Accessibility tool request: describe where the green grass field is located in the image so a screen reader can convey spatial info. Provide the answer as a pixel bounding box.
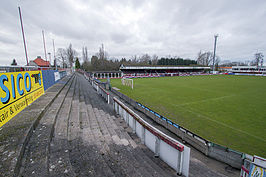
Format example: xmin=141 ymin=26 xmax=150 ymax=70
xmin=108 ymin=75 xmax=266 ymax=157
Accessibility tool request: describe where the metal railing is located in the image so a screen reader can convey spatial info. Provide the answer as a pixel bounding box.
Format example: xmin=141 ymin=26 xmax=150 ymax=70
xmin=136 ymin=102 xmax=208 ymax=144
xmin=85 ymin=74 xmax=110 ymax=104
xmin=113 ymin=97 xmax=190 ymax=176
xmin=112 ymin=88 xmax=245 ymax=169
xmin=98 ymin=85 xmax=110 ymax=104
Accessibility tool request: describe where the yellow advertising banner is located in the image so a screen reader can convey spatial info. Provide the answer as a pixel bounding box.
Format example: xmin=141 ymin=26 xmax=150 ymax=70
xmin=0 ymin=71 xmax=44 ymax=127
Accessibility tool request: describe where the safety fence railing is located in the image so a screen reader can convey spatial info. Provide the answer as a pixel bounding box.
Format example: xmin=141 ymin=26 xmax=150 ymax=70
xmin=91 ymin=80 xmax=98 ymax=91
xmin=136 ymin=102 xmax=209 ymax=145
xmin=83 ymin=73 xmax=110 ymax=104
xmin=98 ymin=85 xmax=110 ymax=104
xmin=135 ymin=102 xmax=245 ymax=168
xmin=113 ymin=97 xmax=190 ymax=176
xmin=111 ymin=88 xmax=246 ymax=169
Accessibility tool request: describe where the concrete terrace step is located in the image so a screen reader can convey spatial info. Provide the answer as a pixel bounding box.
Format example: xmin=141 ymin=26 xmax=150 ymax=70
xmin=2 ymin=72 xmax=183 ymax=177
xmin=48 ymin=75 xmax=77 ymax=176
xmin=91 ymin=106 xmax=145 ymax=177
xmin=77 ymin=73 xmax=177 ymax=177
xmin=98 ymin=109 xmax=176 ymax=177
xmin=76 ymin=81 xmax=116 ymax=177
xmin=0 ymin=74 xmax=73 ymax=177
xmin=19 ymin=75 xmax=75 ymax=176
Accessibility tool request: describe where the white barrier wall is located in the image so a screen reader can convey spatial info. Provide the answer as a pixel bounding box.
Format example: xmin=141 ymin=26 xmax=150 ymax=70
xmin=114 ymin=97 xmax=190 ymax=176
xmin=82 ymin=73 xmax=191 ymax=176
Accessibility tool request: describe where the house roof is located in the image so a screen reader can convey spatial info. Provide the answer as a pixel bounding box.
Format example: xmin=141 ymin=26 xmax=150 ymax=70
xmin=219 ymin=67 xmax=232 ymax=69
xmin=33 ymin=57 xmax=50 ymax=67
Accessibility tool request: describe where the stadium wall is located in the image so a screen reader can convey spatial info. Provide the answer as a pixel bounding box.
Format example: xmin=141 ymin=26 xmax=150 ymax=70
xmin=42 ymin=70 xmax=67 ymax=90
xmin=111 ymin=88 xmax=244 ymax=169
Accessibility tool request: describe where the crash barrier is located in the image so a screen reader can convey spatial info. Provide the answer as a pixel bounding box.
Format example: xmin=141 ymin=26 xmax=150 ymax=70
xmin=113 ymin=97 xmax=190 ymax=176
xmin=111 ymin=88 xmax=246 ymax=169
xmin=240 ymin=156 xmax=266 ymax=177
xmin=0 ymin=70 xmax=45 ymax=127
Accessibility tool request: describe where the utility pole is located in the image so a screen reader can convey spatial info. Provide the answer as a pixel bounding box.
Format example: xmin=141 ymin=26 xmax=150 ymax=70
xmin=212 ymin=34 xmax=218 ymax=73
xmin=52 ymin=39 xmax=57 ymax=70
xmin=18 ymin=6 xmax=29 ymax=66
xmin=42 ymin=30 xmax=47 ymax=61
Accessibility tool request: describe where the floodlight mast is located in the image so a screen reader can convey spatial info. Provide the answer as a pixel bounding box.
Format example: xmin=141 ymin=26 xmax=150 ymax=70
xmin=52 ymin=39 xmax=57 ymax=70
xmin=18 ymin=6 xmax=29 ymax=66
xmin=212 ymin=34 xmax=218 ymax=73
xmin=42 ymin=30 xmax=47 ymax=61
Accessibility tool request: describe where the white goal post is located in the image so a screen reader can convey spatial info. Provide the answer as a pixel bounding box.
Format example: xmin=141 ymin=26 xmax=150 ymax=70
xmin=121 ymin=78 xmax=133 ymax=89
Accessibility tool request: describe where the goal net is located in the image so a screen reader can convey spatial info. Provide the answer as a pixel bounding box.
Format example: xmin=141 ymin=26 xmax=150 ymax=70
xmin=121 ymin=78 xmax=133 ymax=89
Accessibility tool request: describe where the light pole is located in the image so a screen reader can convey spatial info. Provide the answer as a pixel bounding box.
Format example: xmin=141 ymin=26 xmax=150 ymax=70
xmin=52 ymin=39 xmax=57 ymax=70
xmin=212 ymin=34 xmax=218 ymax=73
xmin=18 ymin=6 xmax=29 ymax=66
xmin=42 ymin=30 xmax=47 ymax=61
xmin=48 ymin=52 xmax=51 ymax=67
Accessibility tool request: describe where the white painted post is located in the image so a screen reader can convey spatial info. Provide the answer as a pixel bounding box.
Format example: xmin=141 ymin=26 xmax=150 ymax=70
xmin=126 ymin=112 xmax=129 ymax=125
xmin=107 ymin=94 xmax=110 ymax=104
xmin=132 ymin=118 xmax=136 ymax=133
xmin=97 ymin=84 xmax=99 ymax=93
xmin=178 ymin=151 xmax=184 ymax=175
xmin=113 ymin=101 xmax=116 ymax=113
xmin=155 ymin=137 xmax=160 ymax=157
xmin=141 ymin=126 xmax=145 ymax=144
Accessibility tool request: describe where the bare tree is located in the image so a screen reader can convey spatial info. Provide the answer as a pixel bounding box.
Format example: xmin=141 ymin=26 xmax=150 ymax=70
xmin=56 ymin=48 xmax=67 ymax=68
xmin=252 ymin=52 xmax=264 ymax=67
xmin=197 ymin=51 xmax=212 ymax=66
xmin=151 ymin=54 xmax=159 ymax=65
xmin=82 ymin=46 xmax=89 ymax=62
xmin=140 ymin=54 xmax=151 ymax=64
xmin=130 ymin=55 xmax=138 ymax=63
xmin=96 ymin=44 xmax=108 ymax=60
xmin=66 ymin=44 xmax=77 ymax=68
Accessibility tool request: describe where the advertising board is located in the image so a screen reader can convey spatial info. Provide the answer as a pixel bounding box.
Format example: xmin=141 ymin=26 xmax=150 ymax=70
xmin=0 ymin=71 xmax=44 ymax=127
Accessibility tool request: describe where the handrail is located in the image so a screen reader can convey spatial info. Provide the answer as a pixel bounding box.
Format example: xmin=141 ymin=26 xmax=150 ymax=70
xmin=136 ymin=102 xmax=208 ymax=145
xmin=88 ymin=76 xmax=110 ymax=104
xmin=116 ymin=98 xmax=184 ymax=152
xmin=98 ymin=85 xmax=110 ymax=104
xmin=113 ymin=97 xmax=189 ymax=175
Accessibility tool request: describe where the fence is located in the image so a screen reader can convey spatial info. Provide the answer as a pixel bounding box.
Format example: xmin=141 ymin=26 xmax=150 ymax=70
xmin=113 ymin=97 xmax=190 ymax=176
xmin=82 ymin=72 xmax=110 ymax=104
xmin=83 ymin=72 xmax=247 ymax=170
xmin=111 ymin=88 xmax=245 ymax=169
xmin=82 ymin=73 xmax=190 ymax=176
xmin=98 ymin=85 xmax=110 ymax=104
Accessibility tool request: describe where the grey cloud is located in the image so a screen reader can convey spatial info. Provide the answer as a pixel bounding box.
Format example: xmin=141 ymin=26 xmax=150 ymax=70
xmin=0 ymin=0 xmax=266 ymax=65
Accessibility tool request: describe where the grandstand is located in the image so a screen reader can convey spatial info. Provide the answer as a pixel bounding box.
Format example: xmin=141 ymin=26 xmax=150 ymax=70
xmin=229 ymin=66 xmax=266 ymax=75
xmin=120 ymin=65 xmax=211 ymax=78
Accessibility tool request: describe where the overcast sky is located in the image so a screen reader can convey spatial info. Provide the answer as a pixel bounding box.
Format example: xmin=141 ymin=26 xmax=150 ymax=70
xmin=0 ymin=0 xmax=266 ymax=65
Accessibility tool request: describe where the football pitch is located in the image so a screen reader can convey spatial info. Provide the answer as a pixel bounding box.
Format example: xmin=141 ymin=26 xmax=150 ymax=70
xmin=109 ymin=75 xmax=266 ymax=157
